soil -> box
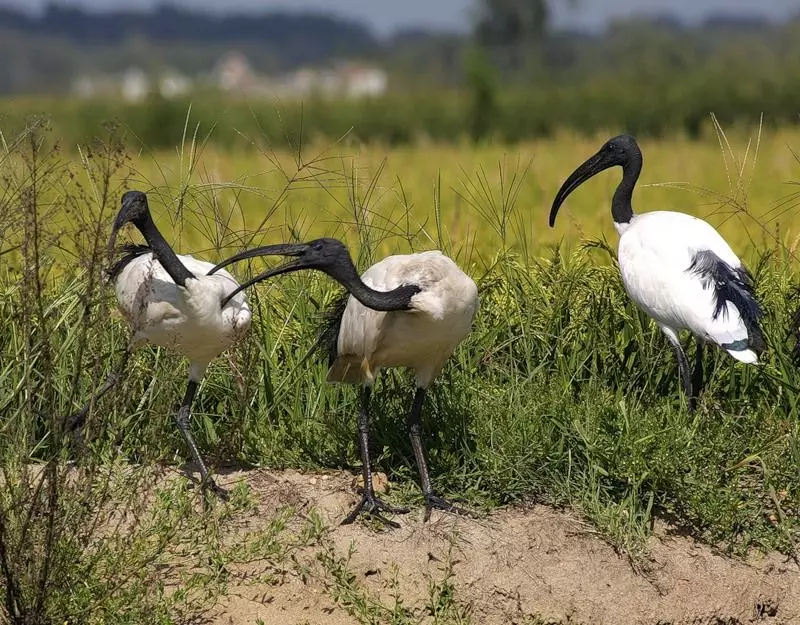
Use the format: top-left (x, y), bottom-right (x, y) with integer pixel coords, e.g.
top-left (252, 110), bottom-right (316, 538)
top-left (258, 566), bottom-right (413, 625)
top-left (206, 469), bottom-right (800, 625)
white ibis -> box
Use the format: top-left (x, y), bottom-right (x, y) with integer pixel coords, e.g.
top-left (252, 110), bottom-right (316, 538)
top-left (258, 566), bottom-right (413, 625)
top-left (210, 238), bottom-right (479, 526)
top-left (549, 134), bottom-right (764, 410)
top-left (72, 190), bottom-right (252, 498)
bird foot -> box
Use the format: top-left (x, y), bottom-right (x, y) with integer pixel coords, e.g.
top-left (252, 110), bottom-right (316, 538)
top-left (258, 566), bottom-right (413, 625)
top-left (424, 493), bottom-right (477, 522)
top-left (202, 477), bottom-right (230, 502)
top-left (341, 493), bottom-right (409, 529)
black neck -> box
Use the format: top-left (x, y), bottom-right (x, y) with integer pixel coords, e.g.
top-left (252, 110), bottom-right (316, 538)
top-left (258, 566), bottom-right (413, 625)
top-left (611, 152), bottom-right (642, 225)
top-left (327, 258), bottom-right (419, 312)
top-left (137, 216), bottom-right (195, 286)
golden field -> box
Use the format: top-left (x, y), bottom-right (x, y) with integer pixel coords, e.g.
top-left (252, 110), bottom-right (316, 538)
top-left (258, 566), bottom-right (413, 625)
top-left (93, 125), bottom-right (800, 265)
top-left (3, 121), bottom-right (800, 277)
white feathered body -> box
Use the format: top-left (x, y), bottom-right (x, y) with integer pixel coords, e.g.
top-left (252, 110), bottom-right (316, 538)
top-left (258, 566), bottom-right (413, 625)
top-left (114, 252), bottom-right (252, 378)
top-left (616, 211), bottom-right (757, 363)
top-left (330, 250), bottom-right (479, 388)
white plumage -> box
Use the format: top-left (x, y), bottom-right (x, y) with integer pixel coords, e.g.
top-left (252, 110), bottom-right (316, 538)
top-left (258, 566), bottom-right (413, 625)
top-left (617, 211), bottom-right (758, 364)
top-left (550, 135), bottom-right (763, 409)
top-left (72, 190), bottom-right (252, 498)
top-left (114, 252), bottom-right (251, 381)
top-left (209, 238), bottom-right (479, 526)
top-left (330, 250), bottom-right (479, 388)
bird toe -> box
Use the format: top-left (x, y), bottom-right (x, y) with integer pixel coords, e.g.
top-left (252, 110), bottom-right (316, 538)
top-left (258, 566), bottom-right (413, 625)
top-left (424, 494), bottom-right (477, 521)
top-left (341, 493), bottom-right (408, 528)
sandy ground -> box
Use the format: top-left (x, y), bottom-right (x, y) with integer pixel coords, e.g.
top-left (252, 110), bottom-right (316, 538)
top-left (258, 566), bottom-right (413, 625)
top-left (205, 469), bottom-right (800, 625)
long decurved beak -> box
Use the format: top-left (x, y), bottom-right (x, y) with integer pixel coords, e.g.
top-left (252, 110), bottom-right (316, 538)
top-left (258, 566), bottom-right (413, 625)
top-left (107, 195), bottom-right (137, 264)
top-left (214, 242), bottom-right (313, 308)
top-left (208, 242), bottom-right (308, 275)
top-left (549, 151), bottom-right (610, 227)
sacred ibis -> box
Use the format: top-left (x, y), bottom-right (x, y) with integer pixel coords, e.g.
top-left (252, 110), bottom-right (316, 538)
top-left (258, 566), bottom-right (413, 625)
top-left (73, 190), bottom-right (252, 498)
top-left (210, 238), bottom-right (479, 527)
top-left (549, 134), bottom-right (764, 410)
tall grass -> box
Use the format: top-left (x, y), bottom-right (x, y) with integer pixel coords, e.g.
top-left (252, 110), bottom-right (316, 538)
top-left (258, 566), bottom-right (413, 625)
top-left (0, 123), bottom-right (313, 624)
top-left (1, 118), bottom-right (799, 621)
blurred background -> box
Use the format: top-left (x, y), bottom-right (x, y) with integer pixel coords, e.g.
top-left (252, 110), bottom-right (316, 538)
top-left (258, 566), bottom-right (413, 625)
top-left (1, 0), bottom-right (799, 147)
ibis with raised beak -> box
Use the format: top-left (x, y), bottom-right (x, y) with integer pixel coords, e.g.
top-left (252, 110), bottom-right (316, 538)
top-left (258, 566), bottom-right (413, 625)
top-left (549, 135), bottom-right (764, 409)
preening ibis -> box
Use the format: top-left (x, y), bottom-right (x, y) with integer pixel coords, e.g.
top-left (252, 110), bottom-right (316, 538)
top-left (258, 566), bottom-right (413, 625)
top-left (549, 135), bottom-right (764, 410)
top-left (210, 238), bottom-right (479, 526)
top-left (74, 190), bottom-right (252, 498)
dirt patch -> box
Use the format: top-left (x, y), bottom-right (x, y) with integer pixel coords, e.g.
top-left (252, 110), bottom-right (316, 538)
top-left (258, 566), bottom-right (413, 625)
top-left (207, 469), bottom-right (799, 625)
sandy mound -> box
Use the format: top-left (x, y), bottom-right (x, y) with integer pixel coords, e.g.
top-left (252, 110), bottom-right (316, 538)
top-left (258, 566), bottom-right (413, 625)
top-left (206, 469), bottom-right (799, 625)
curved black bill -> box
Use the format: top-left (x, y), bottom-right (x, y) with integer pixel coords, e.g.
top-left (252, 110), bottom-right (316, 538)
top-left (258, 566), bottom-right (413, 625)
top-left (220, 257), bottom-right (314, 308)
top-left (549, 151), bottom-right (609, 227)
top-left (208, 243), bottom-right (309, 275)
top-left (215, 242), bottom-right (312, 308)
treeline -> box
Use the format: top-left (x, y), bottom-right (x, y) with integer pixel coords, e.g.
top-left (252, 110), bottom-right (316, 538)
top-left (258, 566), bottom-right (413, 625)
top-left (0, 5), bottom-right (373, 49)
top-left (2, 6), bottom-right (800, 144)
top-left (4, 68), bottom-right (798, 149)
top-left (0, 5), bottom-right (377, 94)
top-left (3, 5), bottom-right (800, 94)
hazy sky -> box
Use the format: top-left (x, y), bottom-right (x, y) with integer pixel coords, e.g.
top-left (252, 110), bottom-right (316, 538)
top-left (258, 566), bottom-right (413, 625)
top-left (4, 0), bottom-right (799, 35)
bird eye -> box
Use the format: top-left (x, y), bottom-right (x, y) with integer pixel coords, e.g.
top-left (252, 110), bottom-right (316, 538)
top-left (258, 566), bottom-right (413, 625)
top-left (606, 142), bottom-right (616, 152)
top-left (313, 242), bottom-right (323, 251)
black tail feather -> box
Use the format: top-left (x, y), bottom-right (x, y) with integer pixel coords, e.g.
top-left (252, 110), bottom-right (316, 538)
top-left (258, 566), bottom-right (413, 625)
top-left (316, 290), bottom-right (350, 366)
top-left (689, 250), bottom-right (765, 354)
top-left (108, 244), bottom-right (152, 280)
top-left (790, 285), bottom-right (800, 365)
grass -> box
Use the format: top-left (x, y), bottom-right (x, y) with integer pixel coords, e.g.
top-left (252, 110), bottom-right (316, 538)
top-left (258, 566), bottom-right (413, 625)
top-left (4, 114), bottom-right (800, 268)
top-left (1, 116), bottom-right (800, 622)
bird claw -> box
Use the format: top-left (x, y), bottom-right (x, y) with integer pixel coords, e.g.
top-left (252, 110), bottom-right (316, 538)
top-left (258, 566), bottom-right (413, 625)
top-left (424, 493), bottom-right (477, 522)
top-left (341, 494), bottom-right (409, 529)
top-left (202, 478), bottom-right (230, 502)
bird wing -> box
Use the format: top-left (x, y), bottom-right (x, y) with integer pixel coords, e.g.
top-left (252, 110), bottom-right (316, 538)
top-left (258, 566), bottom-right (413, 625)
top-left (620, 211), bottom-right (763, 360)
top-left (113, 253), bottom-right (184, 329)
top-left (329, 250), bottom-right (478, 385)
top-left (687, 249), bottom-right (763, 356)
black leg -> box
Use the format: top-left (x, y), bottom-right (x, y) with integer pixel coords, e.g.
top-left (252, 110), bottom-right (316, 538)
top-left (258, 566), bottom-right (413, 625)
top-left (341, 387), bottom-right (408, 528)
top-left (407, 387), bottom-right (475, 521)
top-left (66, 345), bottom-right (133, 442)
top-left (663, 329), bottom-right (695, 412)
top-left (174, 380), bottom-right (228, 501)
top-left (691, 338), bottom-right (705, 408)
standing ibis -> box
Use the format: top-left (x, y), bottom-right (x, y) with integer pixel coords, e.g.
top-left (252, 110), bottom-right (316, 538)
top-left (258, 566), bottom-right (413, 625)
top-left (210, 238), bottom-right (479, 526)
top-left (549, 135), bottom-right (764, 410)
top-left (75, 190), bottom-right (252, 498)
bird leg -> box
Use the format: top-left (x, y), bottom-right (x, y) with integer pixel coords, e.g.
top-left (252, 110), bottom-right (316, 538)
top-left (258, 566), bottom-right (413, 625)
top-left (342, 387), bottom-right (409, 528)
top-left (662, 328), bottom-right (695, 413)
top-left (407, 387), bottom-right (475, 521)
top-left (174, 380), bottom-right (228, 501)
top-left (65, 345), bottom-right (133, 447)
top-left (691, 339), bottom-right (705, 408)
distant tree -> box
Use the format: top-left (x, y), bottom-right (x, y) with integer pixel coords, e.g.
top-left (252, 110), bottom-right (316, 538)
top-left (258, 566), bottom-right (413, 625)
top-left (464, 45), bottom-right (498, 141)
top-left (474, 0), bottom-right (549, 48)
top-left (472, 0), bottom-right (576, 77)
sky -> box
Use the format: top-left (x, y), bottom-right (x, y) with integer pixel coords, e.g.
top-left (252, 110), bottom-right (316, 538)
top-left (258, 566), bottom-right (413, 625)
top-left (3, 0), bottom-right (799, 35)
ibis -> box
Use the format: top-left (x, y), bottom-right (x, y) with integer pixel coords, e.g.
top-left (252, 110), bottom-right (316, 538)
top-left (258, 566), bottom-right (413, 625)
top-left (210, 238), bottom-right (479, 527)
top-left (549, 134), bottom-right (764, 410)
top-left (73, 190), bottom-right (252, 498)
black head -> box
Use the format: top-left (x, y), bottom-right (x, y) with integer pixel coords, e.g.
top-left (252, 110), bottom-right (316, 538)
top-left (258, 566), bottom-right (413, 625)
top-left (209, 237), bottom-right (351, 276)
top-left (212, 237), bottom-right (358, 308)
top-left (598, 134), bottom-right (640, 166)
top-left (279, 237), bottom-right (352, 274)
top-left (108, 190), bottom-right (151, 261)
top-left (549, 134), bottom-right (642, 227)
